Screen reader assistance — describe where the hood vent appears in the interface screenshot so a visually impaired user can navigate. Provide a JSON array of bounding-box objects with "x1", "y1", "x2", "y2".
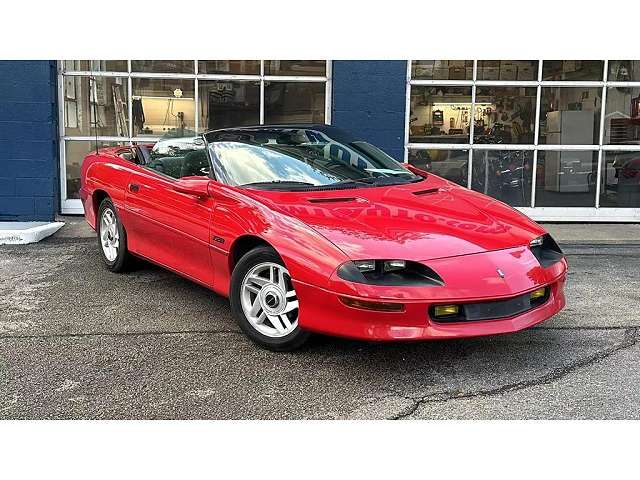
[
  {"x1": 308, "y1": 197, "x2": 359, "y2": 204},
  {"x1": 412, "y1": 187, "x2": 441, "y2": 196}
]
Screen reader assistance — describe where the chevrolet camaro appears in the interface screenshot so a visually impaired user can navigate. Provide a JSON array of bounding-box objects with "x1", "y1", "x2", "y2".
[{"x1": 80, "y1": 125, "x2": 567, "y2": 350}]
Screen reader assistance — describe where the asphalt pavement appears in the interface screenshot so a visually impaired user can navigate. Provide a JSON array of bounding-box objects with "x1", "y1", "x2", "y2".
[{"x1": 0, "y1": 226, "x2": 639, "y2": 419}]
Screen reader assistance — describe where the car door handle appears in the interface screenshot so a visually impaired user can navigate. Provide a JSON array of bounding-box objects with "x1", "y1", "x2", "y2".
[{"x1": 128, "y1": 183, "x2": 140, "y2": 193}]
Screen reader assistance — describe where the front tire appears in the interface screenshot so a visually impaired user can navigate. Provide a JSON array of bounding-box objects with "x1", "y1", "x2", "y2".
[
  {"x1": 97, "y1": 197, "x2": 131, "y2": 272},
  {"x1": 230, "y1": 246, "x2": 311, "y2": 351}
]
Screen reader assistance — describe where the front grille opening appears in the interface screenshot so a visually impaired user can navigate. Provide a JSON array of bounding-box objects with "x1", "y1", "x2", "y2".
[{"x1": 430, "y1": 286, "x2": 551, "y2": 323}]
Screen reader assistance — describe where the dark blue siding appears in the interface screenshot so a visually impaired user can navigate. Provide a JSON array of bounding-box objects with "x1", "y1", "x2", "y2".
[
  {"x1": 0, "y1": 61, "x2": 58, "y2": 221},
  {"x1": 331, "y1": 61, "x2": 407, "y2": 161}
]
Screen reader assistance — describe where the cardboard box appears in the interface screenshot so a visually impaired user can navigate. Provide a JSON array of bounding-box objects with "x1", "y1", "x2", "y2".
[
  {"x1": 449, "y1": 60, "x2": 466, "y2": 68},
  {"x1": 449, "y1": 66, "x2": 467, "y2": 80},
  {"x1": 480, "y1": 67, "x2": 499, "y2": 80},
  {"x1": 434, "y1": 67, "x2": 449, "y2": 80},
  {"x1": 500, "y1": 66, "x2": 517, "y2": 81},
  {"x1": 518, "y1": 66, "x2": 536, "y2": 80},
  {"x1": 481, "y1": 60, "x2": 500, "y2": 68},
  {"x1": 433, "y1": 60, "x2": 449, "y2": 69},
  {"x1": 414, "y1": 65, "x2": 433, "y2": 79}
]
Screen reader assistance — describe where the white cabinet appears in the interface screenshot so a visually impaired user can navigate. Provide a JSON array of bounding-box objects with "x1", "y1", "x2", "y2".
[{"x1": 544, "y1": 111, "x2": 595, "y2": 193}]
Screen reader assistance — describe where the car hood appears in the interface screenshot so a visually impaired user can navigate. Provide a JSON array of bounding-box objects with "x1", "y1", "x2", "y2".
[{"x1": 242, "y1": 176, "x2": 546, "y2": 262}]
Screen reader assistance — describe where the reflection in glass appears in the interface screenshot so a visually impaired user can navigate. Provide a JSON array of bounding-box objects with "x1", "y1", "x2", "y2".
[
  {"x1": 208, "y1": 130, "x2": 417, "y2": 188},
  {"x1": 131, "y1": 60, "x2": 195, "y2": 74},
  {"x1": 264, "y1": 82, "x2": 325, "y2": 124},
  {"x1": 264, "y1": 61, "x2": 326, "y2": 76},
  {"x1": 542, "y1": 60, "x2": 604, "y2": 81},
  {"x1": 411, "y1": 60, "x2": 473, "y2": 80},
  {"x1": 535, "y1": 150, "x2": 598, "y2": 207},
  {"x1": 476, "y1": 61, "x2": 538, "y2": 81},
  {"x1": 600, "y1": 151, "x2": 640, "y2": 207},
  {"x1": 63, "y1": 76, "x2": 129, "y2": 137},
  {"x1": 131, "y1": 78, "x2": 195, "y2": 137},
  {"x1": 64, "y1": 60, "x2": 128, "y2": 72},
  {"x1": 539, "y1": 87, "x2": 601, "y2": 145},
  {"x1": 473, "y1": 87, "x2": 537, "y2": 144},
  {"x1": 471, "y1": 150, "x2": 533, "y2": 207},
  {"x1": 408, "y1": 149, "x2": 469, "y2": 186},
  {"x1": 609, "y1": 61, "x2": 640, "y2": 82},
  {"x1": 198, "y1": 60, "x2": 260, "y2": 75},
  {"x1": 604, "y1": 86, "x2": 640, "y2": 145},
  {"x1": 198, "y1": 80, "x2": 260, "y2": 131},
  {"x1": 65, "y1": 140, "x2": 121, "y2": 199},
  {"x1": 409, "y1": 86, "x2": 472, "y2": 143}
]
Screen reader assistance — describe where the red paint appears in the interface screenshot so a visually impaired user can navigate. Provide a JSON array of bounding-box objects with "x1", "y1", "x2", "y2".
[{"x1": 81, "y1": 144, "x2": 567, "y2": 341}]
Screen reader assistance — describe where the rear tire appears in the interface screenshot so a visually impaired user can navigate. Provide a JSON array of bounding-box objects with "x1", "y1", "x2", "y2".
[
  {"x1": 97, "y1": 197, "x2": 131, "y2": 272},
  {"x1": 230, "y1": 246, "x2": 311, "y2": 351}
]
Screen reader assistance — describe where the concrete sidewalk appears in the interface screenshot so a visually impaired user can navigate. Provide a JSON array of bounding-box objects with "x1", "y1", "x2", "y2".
[{"x1": 54, "y1": 215, "x2": 640, "y2": 245}]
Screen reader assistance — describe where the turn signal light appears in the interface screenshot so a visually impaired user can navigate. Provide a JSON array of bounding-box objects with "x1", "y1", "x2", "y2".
[
  {"x1": 530, "y1": 287, "x2": 547, "y2": 301},
  {"x1": 339, "y1": 296, "x2": 404, "y2": 312},
  {"x1": 433, "y1": 305, "x2": 460, "y2": 317}
]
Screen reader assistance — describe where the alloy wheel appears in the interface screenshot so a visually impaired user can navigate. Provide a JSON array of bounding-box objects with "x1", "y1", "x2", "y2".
[
  {"x1": 240, "y1": 262, "x2": 299, "y2": 338},
  {"x1": 100, "y1": 208, "x2": 120, "y2": 262}
]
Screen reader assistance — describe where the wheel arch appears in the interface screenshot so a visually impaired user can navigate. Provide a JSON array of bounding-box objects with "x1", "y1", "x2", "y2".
[
  {"x1": 91, "y1": 189, "x2": 110, "y2": 228},
  {"x1": 228, "y1": 235, "x2": 277, "y2": 274}
]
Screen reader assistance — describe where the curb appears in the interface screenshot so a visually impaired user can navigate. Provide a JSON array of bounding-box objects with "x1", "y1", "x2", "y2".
[{"x1": 0, "y1": 222, "x2": 65, "y2": 245}]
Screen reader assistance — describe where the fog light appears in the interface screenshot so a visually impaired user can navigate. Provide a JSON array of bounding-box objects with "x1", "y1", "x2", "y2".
[
  {"x1": 433, "y1": 305, "x2": 460, "y2": 317},
  {"x1": 530, "y1": 287, "x2": 546, "y2": 301}
]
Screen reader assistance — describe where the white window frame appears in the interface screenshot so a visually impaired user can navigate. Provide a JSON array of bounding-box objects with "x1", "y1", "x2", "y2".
[
  {"x1": 405, "y1": 60, "x2": 640, "y2": 222},
  {"x1": 58, "y1": 60, "x2": 332, "y2": 214}
]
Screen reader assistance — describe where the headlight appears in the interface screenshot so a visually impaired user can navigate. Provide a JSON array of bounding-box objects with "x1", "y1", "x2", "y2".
[
  {"x1": 529, "y1": 236, "x2": 544, "y2": 247},
  {"x1": 338, "y1": 260, "x2": 444, "y2": 286},
  {"x1": 529, "y1": 234, "x2": 564, "y2": 268}
]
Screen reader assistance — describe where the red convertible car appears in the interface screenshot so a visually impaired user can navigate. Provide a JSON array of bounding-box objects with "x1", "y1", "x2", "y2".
[{"x1": 80, "y1": 125, "x2": 567, "y2": 350}]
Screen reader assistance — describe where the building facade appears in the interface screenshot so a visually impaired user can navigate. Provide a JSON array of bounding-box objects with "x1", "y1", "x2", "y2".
[{"x1": 1, "y1": 60, "x2": 639, "y2": 222}]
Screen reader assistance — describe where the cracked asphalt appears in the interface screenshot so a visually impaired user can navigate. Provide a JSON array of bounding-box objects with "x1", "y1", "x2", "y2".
[{"x1": 0, "y1": 235, "x2": 639, "y2": 419}]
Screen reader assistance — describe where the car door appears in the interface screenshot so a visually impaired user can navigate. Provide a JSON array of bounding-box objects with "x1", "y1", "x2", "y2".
[{"x1": 124, "y1": 139, "x2": 215, "y2": 287}]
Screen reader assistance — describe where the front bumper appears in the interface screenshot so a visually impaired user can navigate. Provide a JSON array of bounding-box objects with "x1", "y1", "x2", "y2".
[{"x1": 292, "y1": 274, "x2": 566, "y2": 341}]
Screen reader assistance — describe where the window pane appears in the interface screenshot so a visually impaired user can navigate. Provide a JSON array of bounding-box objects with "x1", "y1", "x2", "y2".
[
  {"x1": 409, "y1": 86, "x2": 472, "y2": 143},
  {"x1": 198, "y1": 80, "x2": 260, "y2": 131},
  {"x1": 131, "y1": 78, "x2": 195, "y2": 137},
  {"x1": 411, "y1": 60, "x2": 473, "y2": 80},
  {"x1": 538, "y1": 87, "x2": 601, "y2": 145},
  {"x1": 198, "y1": 60, "x2": 260, "y2": 75},
  {"x1": 476, "y1": 61, "x2": 538, "y2": 81},
  {"x1": 264, "y1": 82, "x2": 325, "y2": 123},
  {"x1": 600, "y1": 151, "x2": 640, "y2": 207},
  {"x1": 474, "y1": 87, "x2": 537, "y2": 144},
  {"x1": 609, "y1": 61, "x2": 640, "y2": 82},
  {"x1": 63, "y1": 75, "x2": 129, "y2": 136},
  {"x1": 64, "y1": 60, "x2": 128, "y2": 72},
  {"x1": 535, "y1": 150, "x2": 598, "y2": 207},
  {"x1": 604, "y1": 86, "x2": 640, "y2": 145},
  {"x1": 471, "y1": 150, "x2": 533, "y2": 207},
  {"x1": 65, "y1": 140, "x2": 122, "y2": 199},
  {"x1": 408, "y1": 148, "x2": 469, "y2": 186},
  {"x1": 264, "y1": 60, "x2": 326, "y2": 76},
  {"x1": 131, "y1": 60, "x2": 195, "y2": 74},
  {"x1": 542, "y1": 60, "x2": 604, "y2": 81}
]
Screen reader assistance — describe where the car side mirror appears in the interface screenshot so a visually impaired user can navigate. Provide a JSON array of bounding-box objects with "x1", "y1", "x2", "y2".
[{"x1": 173, "y1": 178, "x2": 211, "y2": 199}]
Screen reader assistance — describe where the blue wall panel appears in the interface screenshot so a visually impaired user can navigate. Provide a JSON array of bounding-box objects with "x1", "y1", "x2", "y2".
[
  {"x1": 331, "y1": 61, "x2": 407, "y2": 161},
  {"x1": 0, "y1": 61, "x2": 58, "y2": 221}
]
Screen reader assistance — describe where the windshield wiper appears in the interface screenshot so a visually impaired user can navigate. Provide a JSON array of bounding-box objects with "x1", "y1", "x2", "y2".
[{"x1": 241, "y1": 180, "x2": 318, "y2": 188}]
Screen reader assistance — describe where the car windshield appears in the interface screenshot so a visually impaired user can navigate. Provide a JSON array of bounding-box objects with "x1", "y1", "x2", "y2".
[{"x1": 205, "y1": 127, "x2": 422, "y2": 190}]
